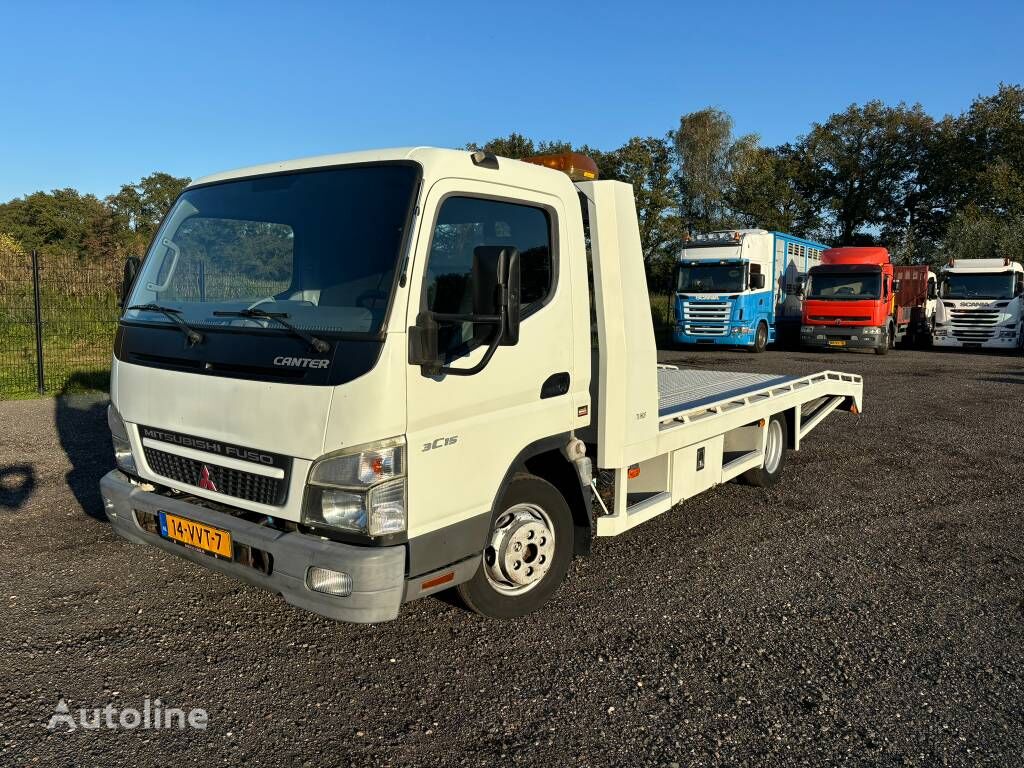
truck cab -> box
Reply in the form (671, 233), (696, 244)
(672, 230), (824, 352)
(934, 258), (1024, 350)
(800, 247), (902, 354)
(100, 148), (862, 623)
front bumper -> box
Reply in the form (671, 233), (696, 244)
(800, 325), (882, 350)
(933, 332), (1020, 349)
(673, 326), (756, 347)
(100, 470), (406, 623)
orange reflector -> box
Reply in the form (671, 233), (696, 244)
(850, 403), (859, 415)
(422, 571), (455, 590)
(758, 418), (766, 428)
(627, 464), (640, 480)
(522, 152), (599, 181)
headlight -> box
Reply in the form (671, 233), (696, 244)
(309, 441), (403, 487)
(304, 438), (407, 537)
(107, 405), (137, 474)
(863, 327), (880, 335)
(731, 326), (751, 334)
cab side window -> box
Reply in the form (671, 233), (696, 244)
(424, 197), (553, 358)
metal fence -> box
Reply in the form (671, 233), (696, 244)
(0, 250), (120, 398)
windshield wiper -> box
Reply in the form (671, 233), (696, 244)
(213, 309), (330, 354)
(126, 304), (204, 346)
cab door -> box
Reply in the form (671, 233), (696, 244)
(404, 179), (576, 544)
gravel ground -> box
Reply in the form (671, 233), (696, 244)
(1, 346), (1023, 767)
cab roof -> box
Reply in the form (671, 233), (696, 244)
(821, 247), (891, 266)
(188, 146), (578, 195)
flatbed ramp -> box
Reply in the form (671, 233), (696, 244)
(658, 369), (797, 418)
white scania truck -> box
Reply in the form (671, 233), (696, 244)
(100, 148), (862, 623)
(934, 258), (1024, 350)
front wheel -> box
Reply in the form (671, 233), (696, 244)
(456, 474), (573, 619)
(741, 414), (788, 487)
(875, 324), (893, 355)
(752, 322), (769, 353)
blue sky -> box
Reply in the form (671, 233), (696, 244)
(1, 0), (1020, 202)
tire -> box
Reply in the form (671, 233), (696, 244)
(741, 414), (788, 487)
(752, 322), (769, 353)
(456, 474), (573, 619)
(875, 324), (892, 355)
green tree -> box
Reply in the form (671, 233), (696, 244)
(601, 136), (680, 288)
(939, 205), (1024, 263)
(671, 108), (757, 233)
(795, 101), (933, 254)
(918, 84), (1024, 262)
(107, 171), (191, 252)
(0, 188), (119, 260)
(729, 143), (819, 236)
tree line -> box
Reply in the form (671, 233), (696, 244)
(2, 84), (1021, 290)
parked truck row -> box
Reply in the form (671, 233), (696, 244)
(674, 239), (1022, 354)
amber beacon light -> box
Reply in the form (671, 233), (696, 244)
(522, 152), (599, 181)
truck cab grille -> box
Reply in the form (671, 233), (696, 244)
(682, 300), (731, 336)
(949, 308), (1000, 341)
(143, 447), (288, 506)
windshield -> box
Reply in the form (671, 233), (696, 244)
(676, 263), (745, 293)
(942, 273), (1015, 299)
(806, 271), (881, 300)
(124, 163), (419, 335)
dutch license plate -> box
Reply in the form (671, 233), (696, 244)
(828, 340), (847, 347)
(159, 512), (232, 558)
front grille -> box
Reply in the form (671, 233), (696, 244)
(808, 315), (871, 322)
(143, 446), (287, 506)
(950, 308), (1000, 340)
(682, 301), (730, 336)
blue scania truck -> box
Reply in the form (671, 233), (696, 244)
(672, 229), (826, 352)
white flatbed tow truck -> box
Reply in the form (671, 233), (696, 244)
(100, 147), (862, 622)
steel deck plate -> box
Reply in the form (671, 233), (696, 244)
(657, 369), (798, 417)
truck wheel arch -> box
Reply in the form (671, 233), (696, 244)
(406, 434), (592, 580)
(496, 435), (593, 558)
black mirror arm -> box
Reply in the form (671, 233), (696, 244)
(427, 310), (505, 377)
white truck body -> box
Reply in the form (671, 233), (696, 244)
(934, 258), (1024, 350)
(100, 147), (862, 623)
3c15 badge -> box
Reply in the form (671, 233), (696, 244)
(422, 436), (458, 452)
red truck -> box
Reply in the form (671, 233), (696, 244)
(799, 247), (936, 354)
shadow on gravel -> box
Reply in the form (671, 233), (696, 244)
(979, 377), (1024, 386)
(55, 374), (113, 522)
(0, 464), (36, 509)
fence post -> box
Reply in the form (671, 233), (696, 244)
(31, 250), (45, 394)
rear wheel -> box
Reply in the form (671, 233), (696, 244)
(741, 414), (788, 487)
(752, 321), (769, 353)
(456, 474), (573, 619)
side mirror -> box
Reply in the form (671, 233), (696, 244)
(120, 256), (141, 307)
(749, 273), (765, 290)
(795, 278), (805, 297)
(1015, 283), (1023, 297)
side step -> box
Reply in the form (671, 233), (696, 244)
(596, 490), (672, 537)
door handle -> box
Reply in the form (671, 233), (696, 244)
(540, 372), (570, 399)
